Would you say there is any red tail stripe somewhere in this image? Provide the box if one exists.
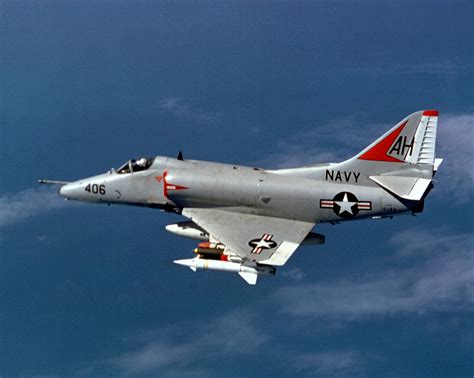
[422,110,438,117]
[358,121,407,163]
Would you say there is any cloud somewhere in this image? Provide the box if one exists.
[281,267,306,281]
[260,114,388,168]
[160,97,221,125]
[262,112,473,203]
[110,310,268,375]
[101,229,471,376]
[275,228,474,321]
[435,113,474,203]
[346,59,469,77]
[0,187,68,228]
[108,307,370,377]
[293,350,365,377]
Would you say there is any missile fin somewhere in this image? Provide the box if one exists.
[238,271,258,285]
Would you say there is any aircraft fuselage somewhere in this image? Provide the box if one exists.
[59,156,410,224]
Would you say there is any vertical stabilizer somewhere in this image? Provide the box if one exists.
[272,110,442,201]
[356,110,438,165]
[319,110,441,201]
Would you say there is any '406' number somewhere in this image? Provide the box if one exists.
[85,184,106,195]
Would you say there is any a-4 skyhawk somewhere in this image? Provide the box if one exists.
[40,110,442,284]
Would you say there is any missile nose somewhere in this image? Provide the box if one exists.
[173,259,197,271]
[173,258,193,267]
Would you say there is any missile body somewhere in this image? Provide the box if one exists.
[173,258,275,285]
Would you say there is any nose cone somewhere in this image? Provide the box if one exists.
[59,183,81,199]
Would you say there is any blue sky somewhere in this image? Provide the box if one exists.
[1,1,473,377]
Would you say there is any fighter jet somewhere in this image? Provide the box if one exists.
[40,110,442,284]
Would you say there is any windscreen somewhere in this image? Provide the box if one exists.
[116,157,154,174]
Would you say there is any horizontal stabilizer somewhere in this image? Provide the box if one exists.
[434,158,443,173]
[370,175,432,201]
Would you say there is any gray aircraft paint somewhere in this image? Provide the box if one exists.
[58,157,401,223]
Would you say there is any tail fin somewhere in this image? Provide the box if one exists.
[355,110,439,165]
[334,110,442,201]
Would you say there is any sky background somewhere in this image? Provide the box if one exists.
[1,1,473,377]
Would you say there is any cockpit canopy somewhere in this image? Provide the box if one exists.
[116,157,154,174]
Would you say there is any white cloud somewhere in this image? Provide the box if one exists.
[260,114,385,168]
[275,229,474,320]
[347,59,469,77]
[0,187,68,228]
[160,97,221,125]
[281,267,306,281]
[101,229,472,376]
[293,350,365,377]
[261,112,473,202]
[110,310,268,375]
[435,113,474,203]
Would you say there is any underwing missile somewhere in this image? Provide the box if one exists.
[173,258,275,285]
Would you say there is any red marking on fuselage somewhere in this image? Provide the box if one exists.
[160,171,189,199]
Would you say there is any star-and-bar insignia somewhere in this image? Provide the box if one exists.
[248,234,277,254]
[320,192,372,219]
